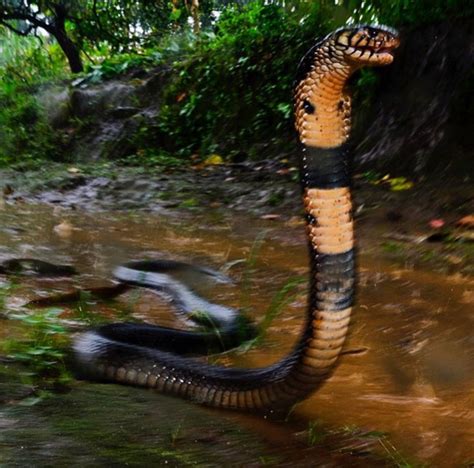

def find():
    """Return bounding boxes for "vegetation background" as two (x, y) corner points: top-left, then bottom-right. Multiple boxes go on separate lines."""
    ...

(0, 0), (473, 172)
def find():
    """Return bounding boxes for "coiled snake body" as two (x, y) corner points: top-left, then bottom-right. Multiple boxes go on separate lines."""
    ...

(74, 25), (399, 410)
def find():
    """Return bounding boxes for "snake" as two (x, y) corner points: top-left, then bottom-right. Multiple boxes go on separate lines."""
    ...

(73, 25), (399, 411)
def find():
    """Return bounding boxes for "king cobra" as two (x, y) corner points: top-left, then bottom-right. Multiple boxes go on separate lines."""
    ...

(73, 25), (399, 410)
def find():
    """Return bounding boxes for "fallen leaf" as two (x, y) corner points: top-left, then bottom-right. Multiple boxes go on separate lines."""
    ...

(3, 185), (14, 196)
(453, 231), (474, 242)
(204, 154), (223, 166)
(285, 216), (304, 227)
(67, 167), (81, 174)
(445, 255), (463, 265)
(277, 168), (290, 175)
(383, 232), (427, 244)
(429, 219), (445, 229)
(388, 177), (414, 191)
(54, 220), (73, 238)
(456, 215), (474, 229)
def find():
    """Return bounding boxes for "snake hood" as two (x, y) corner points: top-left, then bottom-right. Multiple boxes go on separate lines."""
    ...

(294, 24), (399, 154)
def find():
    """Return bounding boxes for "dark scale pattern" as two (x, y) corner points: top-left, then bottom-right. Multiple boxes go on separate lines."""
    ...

(312, 250), (355, 312)
(300, 145), (350, 189)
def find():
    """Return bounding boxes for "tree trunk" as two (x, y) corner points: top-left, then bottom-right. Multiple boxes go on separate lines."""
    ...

(191, 0), (200, 34)
(54, 29), (83, 73)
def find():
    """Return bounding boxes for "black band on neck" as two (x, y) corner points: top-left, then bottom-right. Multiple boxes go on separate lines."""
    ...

(310, 249), (355, 311)
(300, 145), (350, 189)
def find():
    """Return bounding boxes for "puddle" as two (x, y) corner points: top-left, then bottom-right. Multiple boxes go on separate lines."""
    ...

(0, 201), (473, 466)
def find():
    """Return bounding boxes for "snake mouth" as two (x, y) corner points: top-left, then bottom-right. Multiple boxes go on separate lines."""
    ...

(351, 43), (398, 64)
(336, 25), (400, 66)
(355, 45), (396, 56)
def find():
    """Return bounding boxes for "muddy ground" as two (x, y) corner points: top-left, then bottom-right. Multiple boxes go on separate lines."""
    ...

(1, 161), (473, 276)
(0, 161), (473, 466)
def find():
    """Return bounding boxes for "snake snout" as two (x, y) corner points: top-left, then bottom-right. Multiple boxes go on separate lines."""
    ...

(336, 24), (400, 66)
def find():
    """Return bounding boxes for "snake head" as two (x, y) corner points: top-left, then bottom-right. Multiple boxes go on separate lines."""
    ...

(334, 24), (400, 66)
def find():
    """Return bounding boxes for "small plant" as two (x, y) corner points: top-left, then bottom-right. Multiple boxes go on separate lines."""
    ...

(378, 437), (413, 468)
(362, 172), (414, 191)
(256, 276), (305, 342)
(179, 197), (200, 209)
(120, 150), (187, 169)
(382, 241), (404, 253)
(0, 282), (12, 315)
(307, 420), (327, 446)
(5, 308), (73, 393)
(237, 232), (305, 351)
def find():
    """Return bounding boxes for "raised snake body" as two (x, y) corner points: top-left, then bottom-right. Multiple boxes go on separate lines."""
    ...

(73, 25), (399, 410)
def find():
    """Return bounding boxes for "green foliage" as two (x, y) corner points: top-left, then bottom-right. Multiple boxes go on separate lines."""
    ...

(134, 0), (474, 161)
(72, 0), (174, 52)
(382, 241), (404, 253)
(1, 0), (473, 167)
(83, 52), (160, 83)
(363, 172), (415, 191)
(143, 1), (329, 159)
(0, 91), (58, 167)
(307, 420), (327, 446)
(0, 30), (67, 167)
(4, 308), (73, 392)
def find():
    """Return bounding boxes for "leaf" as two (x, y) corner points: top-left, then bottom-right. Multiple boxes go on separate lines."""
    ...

(204, 154), (223, 166)
(456, 215), (474, 229)
(387, 177), (414, 191)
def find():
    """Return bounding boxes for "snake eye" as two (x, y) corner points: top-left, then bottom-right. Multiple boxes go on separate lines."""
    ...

(367, 28), (378, 39)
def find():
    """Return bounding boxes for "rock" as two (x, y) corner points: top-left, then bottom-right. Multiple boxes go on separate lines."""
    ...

(107, 106), (140, 119)
(70, 82), (137, 119)
(36, 86), (71, 128)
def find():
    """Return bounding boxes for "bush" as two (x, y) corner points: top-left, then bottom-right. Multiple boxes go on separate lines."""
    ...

(135, 2), (330, 160)
(0, 31), (68, 167)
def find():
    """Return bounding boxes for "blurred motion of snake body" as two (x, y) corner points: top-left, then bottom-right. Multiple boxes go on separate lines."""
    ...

(74, 25), (400, 410)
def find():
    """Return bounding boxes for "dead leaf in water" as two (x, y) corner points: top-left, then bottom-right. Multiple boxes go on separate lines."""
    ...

(53, 220), (73, 238)
(285, 216), (304, 227)
(456, 215), (474, 229)
(3, 185), (14, 196)
(383, 232), (427, 244)
(460, 290), (474, 304)
(428, 219), (445, 229)
(260, 214), (281, 221)
(67, 167), (81, 174)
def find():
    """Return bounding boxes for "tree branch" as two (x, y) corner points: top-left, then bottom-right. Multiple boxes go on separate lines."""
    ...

(0, 20), (34, 36)
(0, 10), (56, 34)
